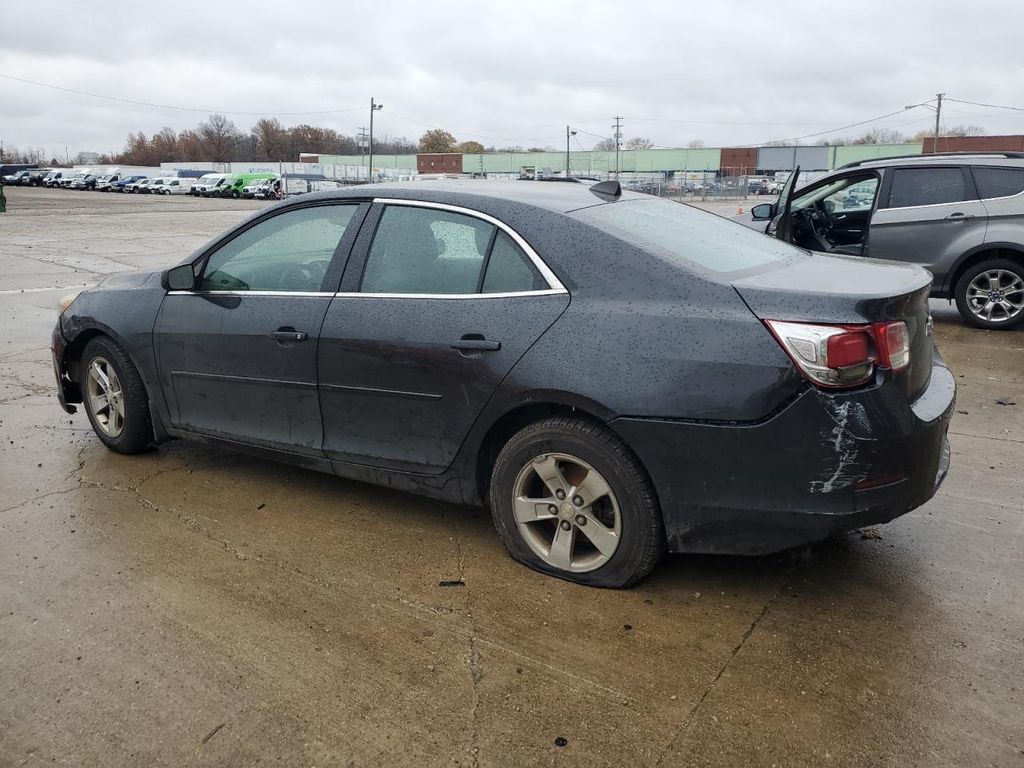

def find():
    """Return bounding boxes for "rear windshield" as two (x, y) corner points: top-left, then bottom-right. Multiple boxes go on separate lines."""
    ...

(572, 198), (799, 274)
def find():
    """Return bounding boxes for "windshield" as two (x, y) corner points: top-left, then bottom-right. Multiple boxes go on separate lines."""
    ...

(573, 198), (799, 275)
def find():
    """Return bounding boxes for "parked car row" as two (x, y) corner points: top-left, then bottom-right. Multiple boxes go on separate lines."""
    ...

(188, 172), (344, 199)
(14, 169), (347, 201)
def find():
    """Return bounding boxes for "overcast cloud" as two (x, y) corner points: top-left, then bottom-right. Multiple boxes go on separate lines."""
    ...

(2, 0), (1022, 159)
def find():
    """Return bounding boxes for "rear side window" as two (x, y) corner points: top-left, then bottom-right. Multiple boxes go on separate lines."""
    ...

(572, 198), (796, 274)
(361, 206), (494, 294)
(888, 168), (968, 208)
(973, 167), (1024, 199)
(482, 232), (547, 293)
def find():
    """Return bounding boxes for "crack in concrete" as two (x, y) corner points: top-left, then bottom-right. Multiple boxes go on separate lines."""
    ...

(653, 579), (788, 767)
(448, 509), (483, 768)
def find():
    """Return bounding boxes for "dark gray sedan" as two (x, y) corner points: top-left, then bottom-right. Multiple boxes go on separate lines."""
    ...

(52, 181), (954, 587)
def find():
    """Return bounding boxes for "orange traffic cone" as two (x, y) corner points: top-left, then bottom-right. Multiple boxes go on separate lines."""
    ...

(737, 205), (744, 215)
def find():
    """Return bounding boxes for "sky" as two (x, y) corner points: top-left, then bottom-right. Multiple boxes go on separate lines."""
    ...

(2, 0), (1023, 159)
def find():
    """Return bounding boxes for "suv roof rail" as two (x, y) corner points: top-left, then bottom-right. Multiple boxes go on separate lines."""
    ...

(838, 151), (1024, 169)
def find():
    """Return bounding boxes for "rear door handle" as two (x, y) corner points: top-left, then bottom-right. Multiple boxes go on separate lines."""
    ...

(944, 212), (975, 221)
(451, 337), (501, 352)
(270, 328), (308, 343)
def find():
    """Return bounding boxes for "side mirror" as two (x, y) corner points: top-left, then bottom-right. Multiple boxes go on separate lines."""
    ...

(824, 200), (836, 213)
(163, 263), (195, 291)
(751, 203), (774, 220)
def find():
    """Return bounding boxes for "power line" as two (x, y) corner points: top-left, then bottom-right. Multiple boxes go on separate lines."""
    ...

(0, 73), (364, 116)
(622, 116), (865, 126)
(742, 104), (932, 147)
(945, 97), (1024, 113)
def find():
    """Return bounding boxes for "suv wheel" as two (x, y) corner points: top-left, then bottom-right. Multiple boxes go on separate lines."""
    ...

(955, 259), (1024, 329)
(489, 417), (665, 588)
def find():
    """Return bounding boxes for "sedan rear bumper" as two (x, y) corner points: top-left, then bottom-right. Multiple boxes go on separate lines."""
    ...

(610, 360), (955, 555)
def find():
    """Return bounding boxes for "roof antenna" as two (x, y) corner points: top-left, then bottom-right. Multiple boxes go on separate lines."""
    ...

(589, 180), (621, 200)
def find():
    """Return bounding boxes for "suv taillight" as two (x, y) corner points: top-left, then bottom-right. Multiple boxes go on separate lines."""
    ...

(765, 320), (910, 389)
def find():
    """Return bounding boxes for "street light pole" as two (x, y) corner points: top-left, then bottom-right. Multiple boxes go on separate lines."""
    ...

(565, 125), (576, 178)
(612, 116), (623, 179)
(368, 98), (383, 182)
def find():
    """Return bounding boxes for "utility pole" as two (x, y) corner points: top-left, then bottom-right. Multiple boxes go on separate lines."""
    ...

(368, 98), (383, 182)
(612, 116), (623, 179)
(565, 125), (576, 178)
(934, 93), (944, 152)
(357, 126), (368, 176)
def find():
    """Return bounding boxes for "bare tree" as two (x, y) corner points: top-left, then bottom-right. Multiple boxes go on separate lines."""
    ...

(687, 139), (705, 148)
(626, 137), (654, 150)
(196, 114), (245, 160)
(853, 127), (905, 145)
(593, 138), (618, 152)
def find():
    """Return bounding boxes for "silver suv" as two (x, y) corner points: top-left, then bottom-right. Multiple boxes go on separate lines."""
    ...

(738, 152), (1024, 329)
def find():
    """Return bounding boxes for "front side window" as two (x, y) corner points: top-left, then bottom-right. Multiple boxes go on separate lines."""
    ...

(199, 204), (356, 292)
(361, 206), (494, 294)
(973, 167), (1024, 200)
(888, 168), (968, 208)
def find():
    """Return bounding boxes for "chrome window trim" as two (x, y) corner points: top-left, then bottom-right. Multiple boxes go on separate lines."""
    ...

(333, 289), (565, 300)
(878, 199), (986, 212)
(167, 290), (333, 297)
(371, 197), (567, 293)
(166, 289), (564, 300)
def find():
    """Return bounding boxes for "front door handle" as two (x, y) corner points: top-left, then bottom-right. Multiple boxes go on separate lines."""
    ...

(944, 212), (975, 221)
(270, 328), (308, 343)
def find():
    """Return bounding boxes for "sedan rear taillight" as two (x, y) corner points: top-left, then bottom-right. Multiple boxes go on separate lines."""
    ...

(765, 320), (910, 389)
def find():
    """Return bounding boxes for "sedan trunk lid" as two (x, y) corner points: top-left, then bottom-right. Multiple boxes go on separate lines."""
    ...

(731, 253), (935, 398)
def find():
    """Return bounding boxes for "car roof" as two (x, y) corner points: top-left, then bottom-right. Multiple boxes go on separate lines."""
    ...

(299, 179), (646, 213)
(839, 151), (1024, 170)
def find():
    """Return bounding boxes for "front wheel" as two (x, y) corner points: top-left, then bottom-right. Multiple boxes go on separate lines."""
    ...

(955, 259), (1024, 329)
(489, 417), (665, 588)
(80, 337), (154, 454)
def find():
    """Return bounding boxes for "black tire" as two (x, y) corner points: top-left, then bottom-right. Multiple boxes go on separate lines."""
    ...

(80, 337), (154, 454)
(954, 258), (1024, 330)
(489, 417), (665, 588)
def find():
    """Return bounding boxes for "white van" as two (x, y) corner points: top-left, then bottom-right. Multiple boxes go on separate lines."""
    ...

(190, 173), (229, 197)
(155, 177), (191, 195)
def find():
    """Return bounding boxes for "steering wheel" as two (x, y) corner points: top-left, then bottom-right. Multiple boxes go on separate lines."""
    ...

(279, 260), (328, 291)
(802, 205), (834, 251)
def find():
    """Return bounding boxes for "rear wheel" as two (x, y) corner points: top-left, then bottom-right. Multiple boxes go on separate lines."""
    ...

(489, 417), (665, 588)
(955, 259), (1024, 329)
(81, 337), (153, 454)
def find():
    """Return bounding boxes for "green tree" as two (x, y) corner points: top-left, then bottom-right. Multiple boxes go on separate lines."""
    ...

(456, 140), (485, 154)
(419, 129), (457, 153)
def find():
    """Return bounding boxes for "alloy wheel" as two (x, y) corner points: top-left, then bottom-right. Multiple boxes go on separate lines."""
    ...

(85, 356), (125, 437)
(965, 269), (1024, 324)
(512, 452), (621, 572)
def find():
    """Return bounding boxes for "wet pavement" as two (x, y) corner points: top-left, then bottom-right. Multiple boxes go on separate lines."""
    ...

(1, 186), (1021, 767)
